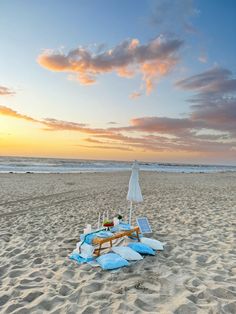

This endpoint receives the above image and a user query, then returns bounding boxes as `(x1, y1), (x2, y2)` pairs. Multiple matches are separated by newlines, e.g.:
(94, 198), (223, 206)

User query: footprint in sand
(32, 257), (43, 265)
(83, 282), (104, 294)
(0, 294), (10, 307)
(8, 269), (25, 278)
(5, 302), (24, 314)
(210, 287), (236, 300)
(174, 302), (197, 314)
(80, 306), (98, 314)
(134, 297), (153, 312)
(223, 301), (236, 314)
(23, 291), (44, 302)
(59, 284), (72, 296)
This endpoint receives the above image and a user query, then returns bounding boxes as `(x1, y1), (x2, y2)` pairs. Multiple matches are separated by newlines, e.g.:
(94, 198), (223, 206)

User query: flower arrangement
(103, 219), (114, 227)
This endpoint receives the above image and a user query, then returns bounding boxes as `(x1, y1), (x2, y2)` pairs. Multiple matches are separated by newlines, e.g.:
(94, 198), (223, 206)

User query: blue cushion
(96, 231), (114, 238)
(118, 223), (131, 230)
(96, 253), (129, 270)
(128, 242), (155, 255)
(69, 252), (94, 264)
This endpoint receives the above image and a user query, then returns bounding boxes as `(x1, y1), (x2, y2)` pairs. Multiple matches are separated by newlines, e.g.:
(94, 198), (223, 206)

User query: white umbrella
(127, 160), (143, 225)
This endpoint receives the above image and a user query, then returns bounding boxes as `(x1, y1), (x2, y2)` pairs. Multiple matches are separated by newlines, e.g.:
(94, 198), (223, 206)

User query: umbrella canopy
(127, 160), (143, 224)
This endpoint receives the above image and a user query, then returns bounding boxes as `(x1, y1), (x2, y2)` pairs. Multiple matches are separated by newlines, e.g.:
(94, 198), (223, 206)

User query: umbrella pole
(129, 201), (133, 225)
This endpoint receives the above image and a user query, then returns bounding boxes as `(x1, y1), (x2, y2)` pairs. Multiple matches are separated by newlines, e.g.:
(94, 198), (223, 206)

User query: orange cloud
(38, 35), (183, 95)
(1, 84), (235, 156)
(42, 118), (87, 131)
(0, 106), (38, 122)
(84, 138), (104, 144)
(79, 144), (133, 152)
(141, 59), (177, 94)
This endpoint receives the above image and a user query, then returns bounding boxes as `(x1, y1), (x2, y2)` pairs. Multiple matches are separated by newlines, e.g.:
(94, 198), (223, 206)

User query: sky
(0, 0), (236, 164)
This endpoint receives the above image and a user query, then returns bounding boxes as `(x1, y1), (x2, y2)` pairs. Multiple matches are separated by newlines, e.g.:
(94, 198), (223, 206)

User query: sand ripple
(0, 172), (235, 313)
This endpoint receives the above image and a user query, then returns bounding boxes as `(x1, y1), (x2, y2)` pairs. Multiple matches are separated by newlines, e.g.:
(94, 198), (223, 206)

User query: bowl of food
(103, 220), (114, 227)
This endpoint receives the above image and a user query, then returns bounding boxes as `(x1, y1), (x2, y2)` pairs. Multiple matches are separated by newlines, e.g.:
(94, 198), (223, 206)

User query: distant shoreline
(0, 155), (235, 167)
(2, 168), (236, 174)
(0, 156), (236, 174)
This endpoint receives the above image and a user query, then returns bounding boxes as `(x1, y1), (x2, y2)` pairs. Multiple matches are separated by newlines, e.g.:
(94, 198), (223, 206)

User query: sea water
(0, 156), (235, 173)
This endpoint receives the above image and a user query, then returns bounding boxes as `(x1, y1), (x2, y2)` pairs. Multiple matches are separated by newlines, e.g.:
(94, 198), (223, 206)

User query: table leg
(97, 244), (102, 256)
(136, 230), (140, 242)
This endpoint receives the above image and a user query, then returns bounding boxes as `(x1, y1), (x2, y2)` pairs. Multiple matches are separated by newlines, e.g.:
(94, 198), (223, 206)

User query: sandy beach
(0, 172), (235, 314)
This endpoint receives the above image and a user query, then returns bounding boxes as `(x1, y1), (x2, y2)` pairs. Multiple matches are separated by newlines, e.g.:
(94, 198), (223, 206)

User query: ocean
(0, 156), (235, 173)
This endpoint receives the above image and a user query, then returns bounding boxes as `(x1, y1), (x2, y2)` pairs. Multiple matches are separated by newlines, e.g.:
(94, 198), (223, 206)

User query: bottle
(113, 217), (119, 226)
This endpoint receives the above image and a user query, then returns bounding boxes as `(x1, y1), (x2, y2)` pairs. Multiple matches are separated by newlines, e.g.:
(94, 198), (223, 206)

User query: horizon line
(0, 154), (236, 168)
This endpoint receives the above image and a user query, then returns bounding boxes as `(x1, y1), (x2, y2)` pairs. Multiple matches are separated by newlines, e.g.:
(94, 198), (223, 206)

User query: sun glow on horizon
(0, 115), (234, 165)
(0, 1), (236, 164)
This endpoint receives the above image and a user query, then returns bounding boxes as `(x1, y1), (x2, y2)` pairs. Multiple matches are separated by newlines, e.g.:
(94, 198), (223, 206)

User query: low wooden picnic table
(93, 226), (140, 256)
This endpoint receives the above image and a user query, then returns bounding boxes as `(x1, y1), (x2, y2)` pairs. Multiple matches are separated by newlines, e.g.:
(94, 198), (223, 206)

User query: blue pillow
(128, 242), (155, 255)
(69, 252), (94, 264)
(118, 223), (131, 231)
(96, 253), (129, 270)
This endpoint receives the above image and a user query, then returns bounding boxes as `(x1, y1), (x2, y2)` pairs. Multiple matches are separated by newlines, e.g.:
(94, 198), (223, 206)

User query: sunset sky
(0, 0), (236, 164)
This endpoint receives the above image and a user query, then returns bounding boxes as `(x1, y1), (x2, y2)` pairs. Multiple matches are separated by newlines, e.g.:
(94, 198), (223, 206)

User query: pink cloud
(129, 91), (142, 99)
(140, 58), (177, 94)
(42, 118), (88, 131)
(38, 36), (183, 94)
(176, 67), (236, 94)
(0, 86), (15, 96)
(175, 67), (236, 136)
(130, 116), (201, 133)
(1, 88), (235, 156)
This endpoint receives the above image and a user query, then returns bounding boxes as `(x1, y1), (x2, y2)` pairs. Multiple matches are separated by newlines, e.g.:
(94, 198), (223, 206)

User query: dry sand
(0, 172), (236, 314)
